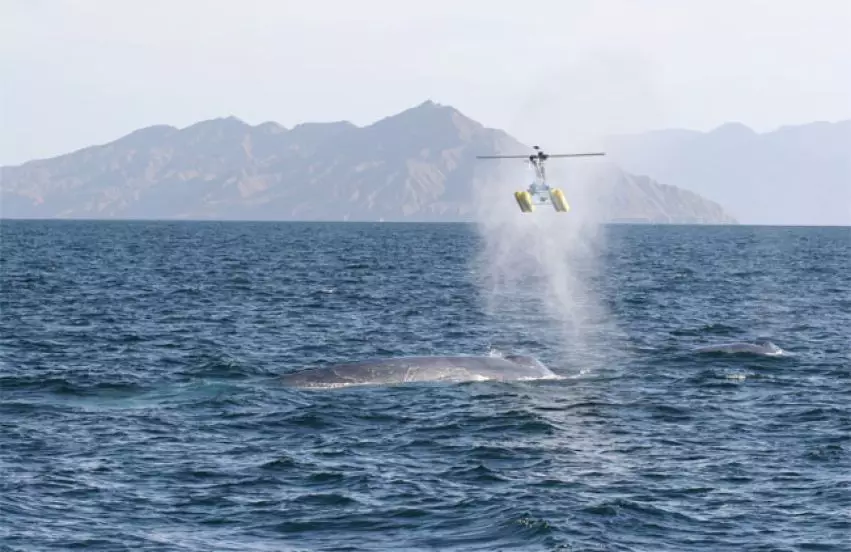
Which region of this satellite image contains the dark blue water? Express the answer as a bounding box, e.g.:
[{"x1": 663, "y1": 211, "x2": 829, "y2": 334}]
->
[{"x1": 1, "y1": 220, "x2": 849, "y2": 551}]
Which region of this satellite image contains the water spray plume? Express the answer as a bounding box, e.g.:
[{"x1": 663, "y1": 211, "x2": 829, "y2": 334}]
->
[
  {"x1": 471, "y1": 151, "x2": 615, "y2": 373},
  {"x1": 467, "y1": 48, "x2": 659, "y2": 373}
]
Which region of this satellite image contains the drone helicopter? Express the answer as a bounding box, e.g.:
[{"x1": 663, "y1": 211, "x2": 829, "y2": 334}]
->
[{"x1": 476, "y1": 146, "x2": 605, "y2": 213}]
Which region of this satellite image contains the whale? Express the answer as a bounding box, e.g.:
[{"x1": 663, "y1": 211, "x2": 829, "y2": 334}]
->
[
  {"x1": 693, "y1": 339, "x2": 784, "y2": 356},
  {"x1": 280, "y1": 354, "x2": 559, "y2": 389}
]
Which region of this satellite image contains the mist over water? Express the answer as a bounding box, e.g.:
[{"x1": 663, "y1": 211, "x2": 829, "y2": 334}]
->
[
  {"x1": 471, "y1": 155, "x2": 618, "y2": 373},
  {"x1": 467, "y1": 55, "x2": 652, "y2": 373}
]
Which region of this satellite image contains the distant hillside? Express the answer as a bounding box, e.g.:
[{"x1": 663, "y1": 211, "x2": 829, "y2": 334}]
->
[
  {"x1": 0, "y1": 101, "x2": 736, "y2": 224},
  {"x1": 604, "y1": 120, "x2": 851, "y2": 225}
]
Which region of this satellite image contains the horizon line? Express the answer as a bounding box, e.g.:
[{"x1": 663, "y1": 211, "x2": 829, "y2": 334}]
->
[{"x1": 3, "y1": 217, "x2": 848, "y2": 228}]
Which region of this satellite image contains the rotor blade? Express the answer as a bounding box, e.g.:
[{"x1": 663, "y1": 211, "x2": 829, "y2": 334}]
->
[
  {"x1": 546, "y1": 153, "x2": 606, "y2": 158},
  {"x1": 476, "y1": 155, "x2": 531, "y2": 159}
]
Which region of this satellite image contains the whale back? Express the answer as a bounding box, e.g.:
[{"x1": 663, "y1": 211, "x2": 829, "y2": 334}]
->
[
  {"x1": 693, "y1": 340, "x2": 784, "y2": 356},
  {"x1": 280, "y1": 354, "x2": 557, "y2": 388}
]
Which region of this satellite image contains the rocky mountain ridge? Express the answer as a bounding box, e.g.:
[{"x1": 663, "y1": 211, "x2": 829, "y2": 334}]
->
[
  {"x1": 604, "y1": 120, "x2": 851, "y2": 225},
  {"x1": 0, "y1": 101, "x2": 737, "y2": 224}
]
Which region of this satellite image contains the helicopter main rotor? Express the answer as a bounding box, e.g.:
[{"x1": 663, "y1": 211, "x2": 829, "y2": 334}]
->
[{"x1": 476, "y1": 145, "x2": 605, "y2": 163}]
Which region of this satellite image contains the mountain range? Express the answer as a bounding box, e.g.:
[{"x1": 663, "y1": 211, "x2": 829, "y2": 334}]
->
[
  {"x1": 604, "y1": 120, "x2": 851, "y2": 226},
  {"x1": 1, "y1": 101, "x2": 742, "y2": 224}
]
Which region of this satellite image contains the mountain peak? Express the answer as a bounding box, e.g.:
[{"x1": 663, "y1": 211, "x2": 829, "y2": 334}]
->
[
  {"x1": 185, "y1": 115, "x2": 249, "y2": 129},
  {"x1": 365, "y1": 99, "x2": 482, "y2": 141},
  {"x1": 254, "y1": 121, "x2": 288, "y2": 134},
  {"x1": 710, "y1": 122, "x2": 756, "y2": 137},
  {"x1": 390, "y1": 99, "x2": 464, "y2": 120},
  {"x1": 414, "y1": 99, "x2": 452, "y2": 111}
]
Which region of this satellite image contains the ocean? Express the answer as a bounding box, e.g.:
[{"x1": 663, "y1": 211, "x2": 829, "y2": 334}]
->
[{"x1": 1, "y1": 220, "x2": 849, "y2": 551}]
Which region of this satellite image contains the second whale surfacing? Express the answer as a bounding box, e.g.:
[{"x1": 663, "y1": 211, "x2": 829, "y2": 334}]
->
[
  {"x1": 693, "y1": 339, "x2": 785, "y2": 356},
  {"x1": 280, "y1": 354, "x2": 560, "y2": 389}
]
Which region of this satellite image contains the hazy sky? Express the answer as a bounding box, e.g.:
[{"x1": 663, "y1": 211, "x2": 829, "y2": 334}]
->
[{"x1": 3, "y1": 0, "x2": 849, "y2": 165}]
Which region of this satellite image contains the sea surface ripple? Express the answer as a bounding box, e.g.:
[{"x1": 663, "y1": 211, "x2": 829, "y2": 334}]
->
[{"x1": 1, "y1": 221, "x2": 849, "y2": 551}]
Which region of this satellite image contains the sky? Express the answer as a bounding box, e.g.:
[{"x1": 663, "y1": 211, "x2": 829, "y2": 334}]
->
[{"x1": 2, "y1": 0, "x2": 850, "y2": 165}]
